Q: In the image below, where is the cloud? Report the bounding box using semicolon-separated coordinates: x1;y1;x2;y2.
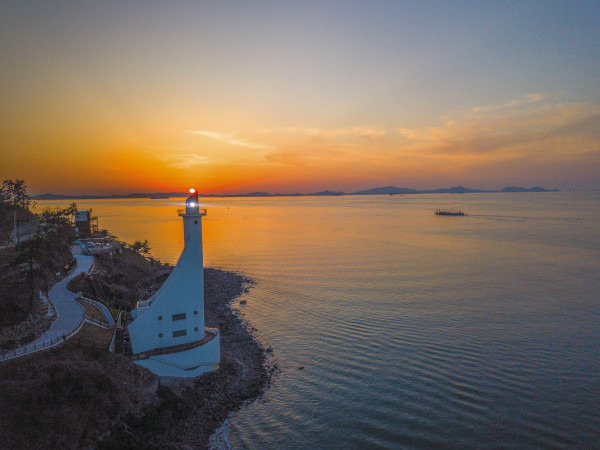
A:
314;126;386;140
257;126;386;140
158;153;213;169
188;130;270;149
469;93;544;114
264;147;348;167
397;95;600;162
251;125;389;167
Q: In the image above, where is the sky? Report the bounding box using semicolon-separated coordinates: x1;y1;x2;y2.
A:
1;1;599;194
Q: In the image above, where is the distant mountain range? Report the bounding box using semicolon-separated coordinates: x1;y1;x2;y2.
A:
350;185;557;195
31;185;558;200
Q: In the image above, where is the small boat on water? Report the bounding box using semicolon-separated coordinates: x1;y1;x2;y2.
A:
435;209;465;216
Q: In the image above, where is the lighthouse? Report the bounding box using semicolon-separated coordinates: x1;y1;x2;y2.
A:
128;189;220;379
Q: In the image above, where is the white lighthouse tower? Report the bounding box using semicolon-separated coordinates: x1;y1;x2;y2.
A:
128;189;220;379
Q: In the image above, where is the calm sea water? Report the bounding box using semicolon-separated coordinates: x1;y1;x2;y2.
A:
39;192;600;448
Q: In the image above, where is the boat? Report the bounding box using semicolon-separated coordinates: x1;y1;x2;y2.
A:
435;209;465;216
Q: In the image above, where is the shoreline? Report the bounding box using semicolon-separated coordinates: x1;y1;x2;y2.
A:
102;267;277;448
0;263;275;449
169;268;278;447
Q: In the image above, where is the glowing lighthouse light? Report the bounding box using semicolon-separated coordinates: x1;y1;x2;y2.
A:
128;188;218;380
186;188;199;212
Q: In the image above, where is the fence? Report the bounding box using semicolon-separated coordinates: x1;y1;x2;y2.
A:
0;249;101;363
85;317;111;329
109;311;123;353
77;296;115;327
0;310;86;362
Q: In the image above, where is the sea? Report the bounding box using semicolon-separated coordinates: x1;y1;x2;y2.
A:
38;192;600;448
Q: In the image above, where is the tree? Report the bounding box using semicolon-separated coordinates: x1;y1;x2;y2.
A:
65;202;78;217
1;179;31;209
38;204;77;243
131;240;151;256
2;204;77;325
0;179;35;244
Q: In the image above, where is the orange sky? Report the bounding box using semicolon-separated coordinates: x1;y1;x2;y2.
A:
1;2;599;194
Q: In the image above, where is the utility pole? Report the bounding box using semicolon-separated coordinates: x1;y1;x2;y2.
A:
13;211;19;243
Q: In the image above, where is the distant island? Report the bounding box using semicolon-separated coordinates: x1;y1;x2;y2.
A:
32;185;558;200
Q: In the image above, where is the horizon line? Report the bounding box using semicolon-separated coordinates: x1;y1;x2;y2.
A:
29;185;569;200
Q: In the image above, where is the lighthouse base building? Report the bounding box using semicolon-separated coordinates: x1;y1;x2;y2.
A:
128;190;219;379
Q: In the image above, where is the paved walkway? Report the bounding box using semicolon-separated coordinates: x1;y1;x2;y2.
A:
1;246;94;360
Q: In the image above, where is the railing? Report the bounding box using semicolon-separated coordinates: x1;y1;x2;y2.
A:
0;310;86;362
0;245;95;363
132;329;218;361
85;317;111;329
176;208;207;215
109;311;123;353
77;296;115;326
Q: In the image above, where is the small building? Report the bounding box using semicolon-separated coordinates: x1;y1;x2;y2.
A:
74;209;98;236
128;189;220;380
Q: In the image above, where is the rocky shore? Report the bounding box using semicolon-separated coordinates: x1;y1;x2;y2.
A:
102;268;277;449
0;266;276;449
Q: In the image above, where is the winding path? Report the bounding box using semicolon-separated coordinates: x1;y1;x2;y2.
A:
32;246;93;345
1;245;94;360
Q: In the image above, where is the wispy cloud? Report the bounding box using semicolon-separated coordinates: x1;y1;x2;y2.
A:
188;130;271;149
264;146;349;167
397;95;600;162
257;126;386;140
252;125;394;170
326;127;386;140
469;93;544;114
158;153;213;169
